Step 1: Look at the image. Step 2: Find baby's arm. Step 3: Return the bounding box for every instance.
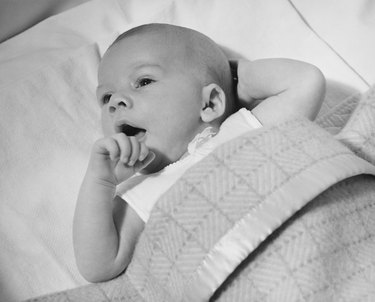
[235,58,326,125]
[73,133,154,282]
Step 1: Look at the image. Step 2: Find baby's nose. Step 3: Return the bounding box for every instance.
[108,96,132,113]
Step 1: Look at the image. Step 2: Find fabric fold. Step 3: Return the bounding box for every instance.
[185,152,375,301]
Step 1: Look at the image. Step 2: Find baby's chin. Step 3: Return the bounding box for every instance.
[139,151,172,175]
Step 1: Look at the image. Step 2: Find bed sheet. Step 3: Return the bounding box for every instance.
[291,0,375,87]
[0,0,374,301]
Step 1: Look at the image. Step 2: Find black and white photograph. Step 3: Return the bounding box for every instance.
[1,0,374,301]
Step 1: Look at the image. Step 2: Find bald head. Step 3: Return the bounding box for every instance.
[110,23,235,120]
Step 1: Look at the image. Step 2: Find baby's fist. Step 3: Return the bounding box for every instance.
[89,133,154,185]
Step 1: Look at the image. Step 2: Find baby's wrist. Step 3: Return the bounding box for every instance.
[84,168,117,190]
[88,176,117,189]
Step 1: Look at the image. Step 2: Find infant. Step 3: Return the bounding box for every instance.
[73,23,325,282]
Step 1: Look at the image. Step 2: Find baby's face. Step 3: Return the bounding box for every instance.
[97,33,205,172]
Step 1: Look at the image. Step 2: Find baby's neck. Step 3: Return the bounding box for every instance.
[142,124,220,174]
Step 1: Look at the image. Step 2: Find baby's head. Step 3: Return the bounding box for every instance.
[97,23,235,172]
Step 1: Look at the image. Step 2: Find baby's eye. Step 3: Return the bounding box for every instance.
[134,78,155,88]
[102,94,112,105]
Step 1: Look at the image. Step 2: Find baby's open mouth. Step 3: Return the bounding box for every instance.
[118,124,146,137]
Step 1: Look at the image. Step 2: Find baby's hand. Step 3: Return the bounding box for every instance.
[88,133,155,186]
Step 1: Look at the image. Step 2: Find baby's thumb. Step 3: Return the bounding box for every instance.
[134,151,155,172]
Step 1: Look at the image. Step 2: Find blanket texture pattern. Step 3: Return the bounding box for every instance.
[28,87,375,302]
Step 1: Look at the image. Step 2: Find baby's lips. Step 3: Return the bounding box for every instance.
[136,131,146,142]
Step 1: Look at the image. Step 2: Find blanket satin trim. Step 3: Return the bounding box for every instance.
[185,151,375,301]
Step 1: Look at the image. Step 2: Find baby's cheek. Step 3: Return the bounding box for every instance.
[101,110,114,136]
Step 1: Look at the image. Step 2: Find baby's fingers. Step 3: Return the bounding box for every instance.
[114,134,144,166]
[94,137,121,161]
[127,136,140,166]
[139,141,149,162]
[113,133,132,163]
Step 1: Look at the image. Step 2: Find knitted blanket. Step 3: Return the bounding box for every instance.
[28,87,375,302]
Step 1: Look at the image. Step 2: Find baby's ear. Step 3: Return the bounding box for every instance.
[201,83,226,123]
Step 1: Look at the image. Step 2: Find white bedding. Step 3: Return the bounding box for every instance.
[0,0,374,301]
